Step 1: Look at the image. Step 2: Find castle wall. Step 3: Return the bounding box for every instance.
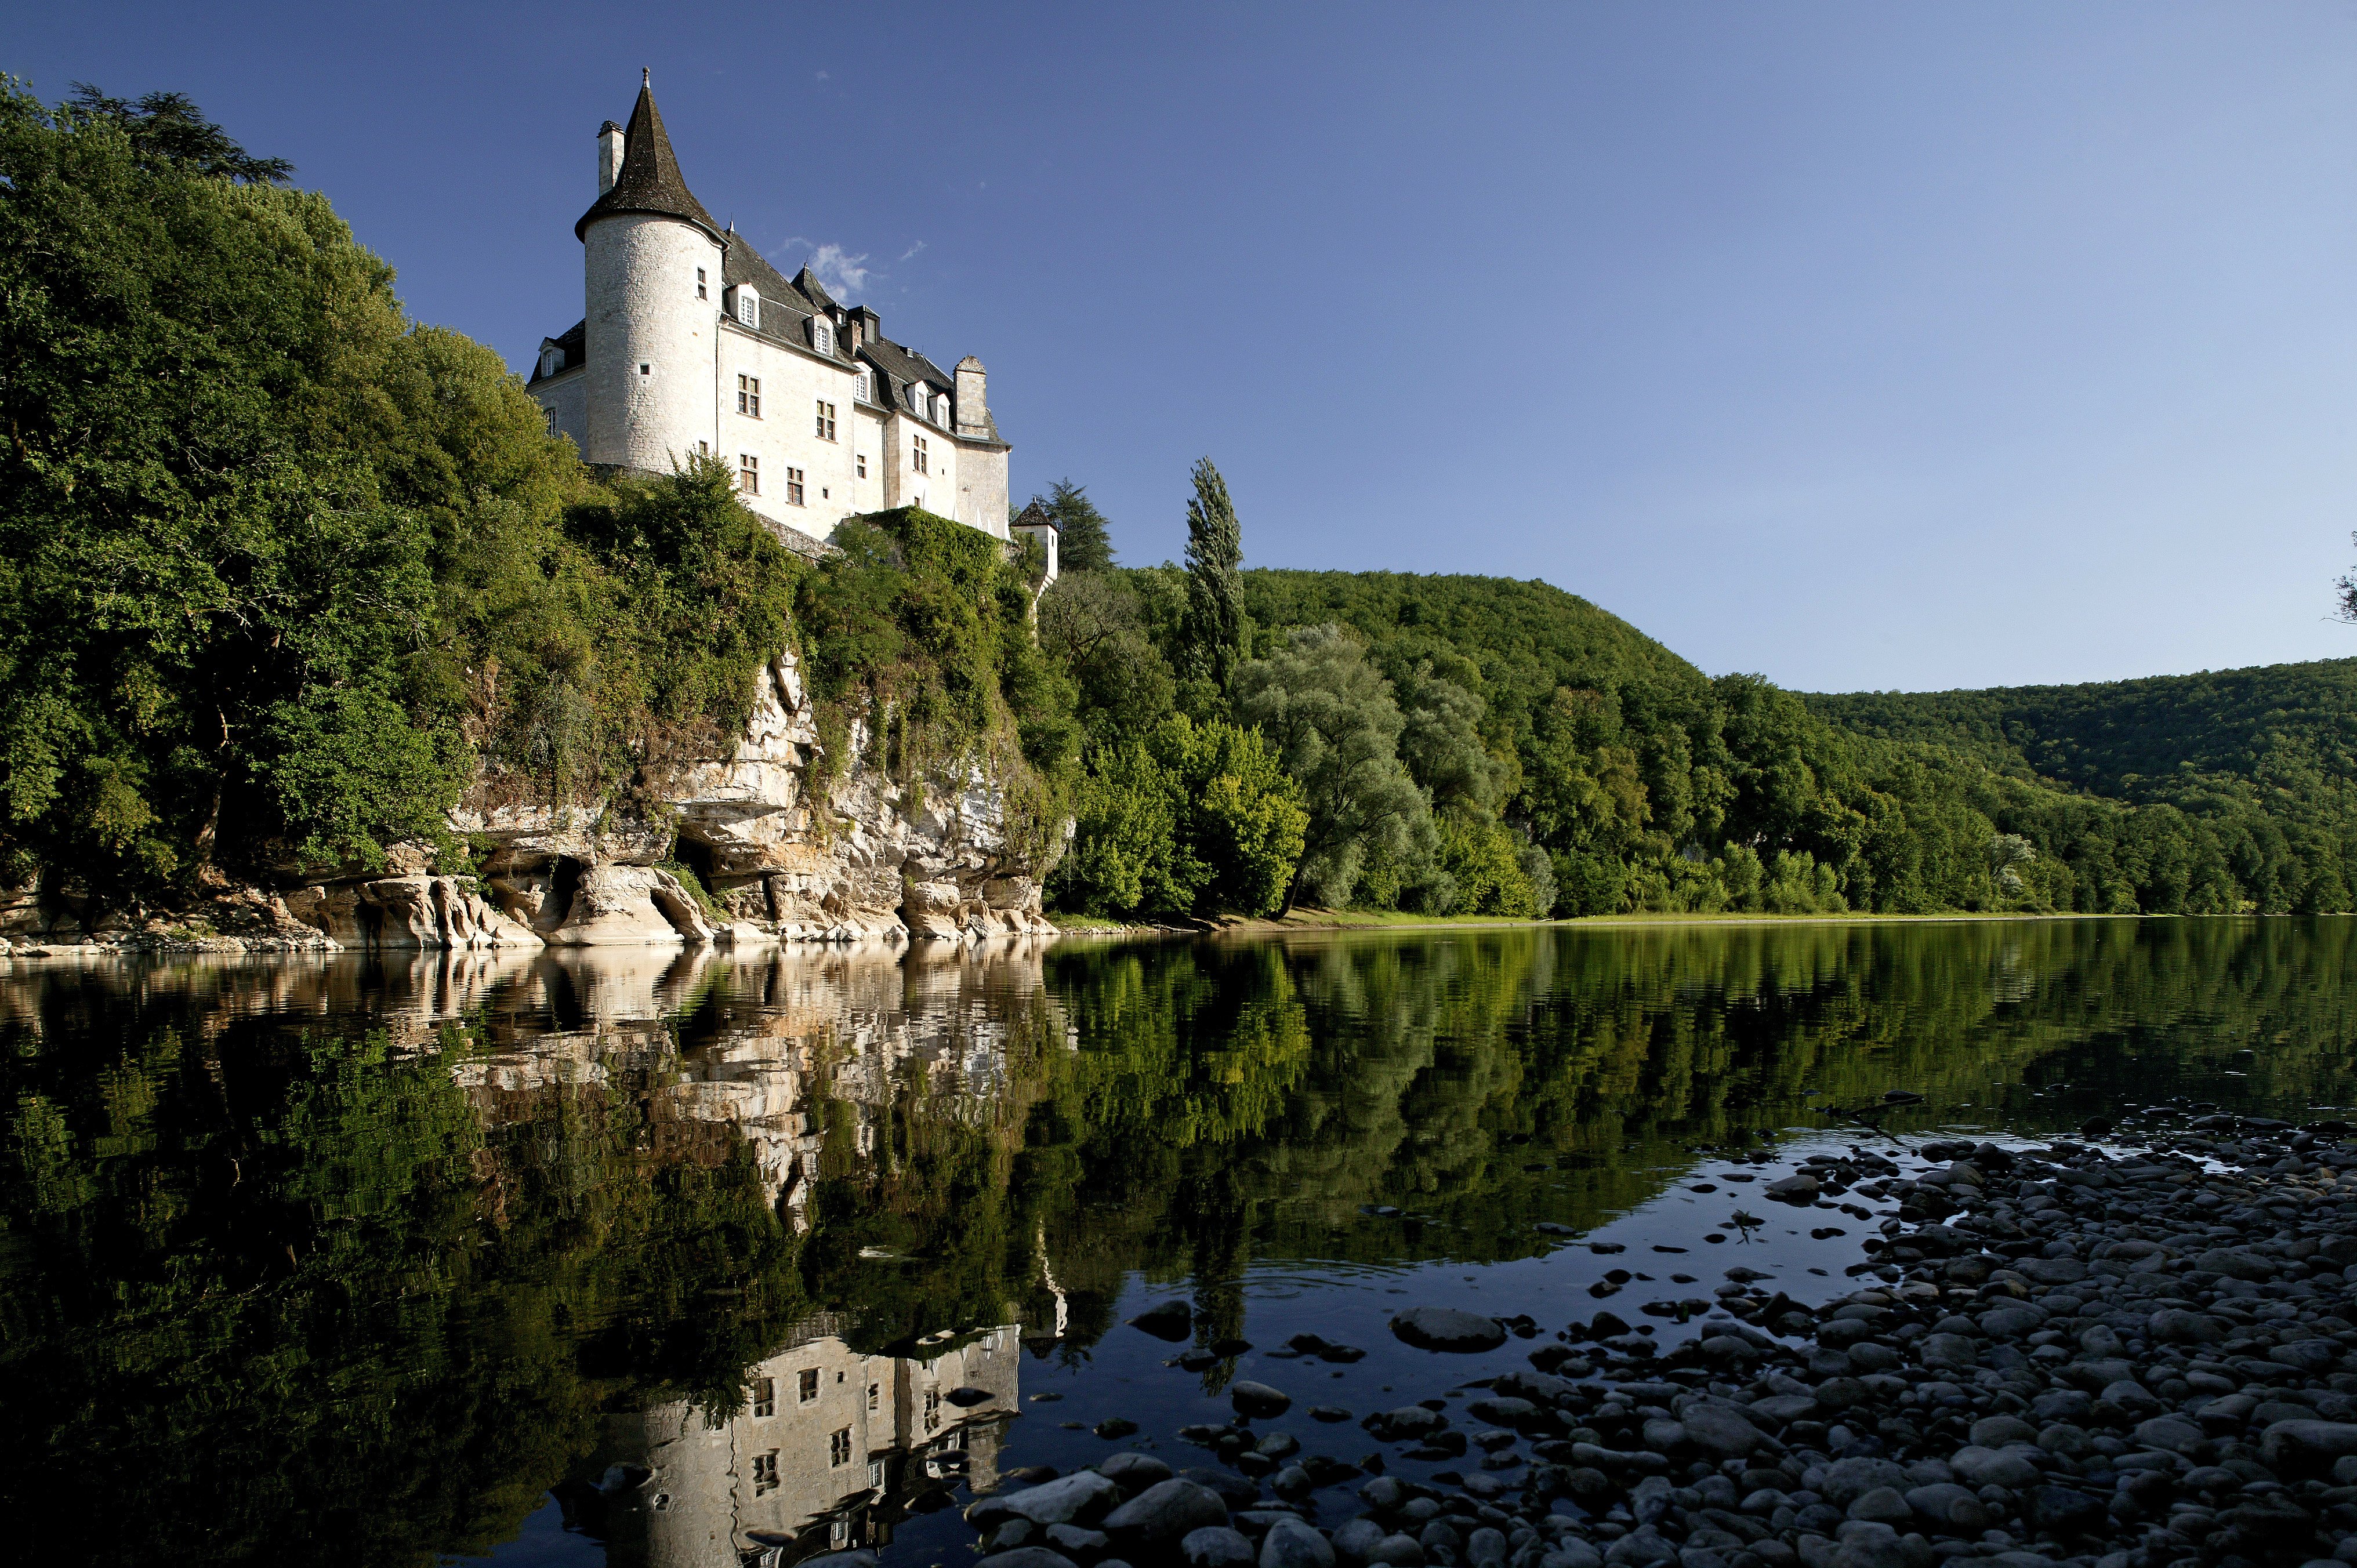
[538,366,589,452]
[585,213,725,471]
[717,322,868,542]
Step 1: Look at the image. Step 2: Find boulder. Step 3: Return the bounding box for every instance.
[1231,1381,1292,1419]
[1184,1528,1258,1568]
[2147,1309,2227,1345]
[2260,1419,2357,1475]
[1817,1458,1910,1507]
[1261,1516,1337,1568]
[999,1471,1125,1526]
[1130,1300,1194,1341]
[1104,1481,1232,1551]
[1948,1446,2041,1490]
[1678,1402,1774,1460]
[1390,1306,1507,1352]
[1100,1454,1176,1494]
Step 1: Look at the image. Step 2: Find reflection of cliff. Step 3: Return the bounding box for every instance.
[584,1323,1020,1568]
[443,939,1065,1231]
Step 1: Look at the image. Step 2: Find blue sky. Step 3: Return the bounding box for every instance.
[14,2,2357,693]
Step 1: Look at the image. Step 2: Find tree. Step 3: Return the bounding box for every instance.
[1177,458,1249,696]
[1029,478,1117,574]
[0,80,461,885]
[1056,716,1304,918]
[1234,625,1434,912]
[1037,571,1176,744]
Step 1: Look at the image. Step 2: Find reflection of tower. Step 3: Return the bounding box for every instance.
[597,1322,1022,1567]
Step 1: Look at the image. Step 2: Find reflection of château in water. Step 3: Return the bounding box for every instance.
[437,940,1052,1563]
[581,1319,1020,1567]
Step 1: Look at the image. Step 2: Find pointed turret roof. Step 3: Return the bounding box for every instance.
[575,72,723,242]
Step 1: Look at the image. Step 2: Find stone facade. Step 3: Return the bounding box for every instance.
[530,77,1013,546]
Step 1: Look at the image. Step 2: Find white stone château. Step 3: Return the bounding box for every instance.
[529,74,1017,551]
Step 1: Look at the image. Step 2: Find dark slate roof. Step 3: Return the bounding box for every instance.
[528,320,586,385]
[721,234,850,363]
[861,336,952,397]
[575,76,722,242]
[793,265,840,314]
[1012,500,1058,532]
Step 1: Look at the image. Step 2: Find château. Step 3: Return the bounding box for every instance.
[528,74,1017,551]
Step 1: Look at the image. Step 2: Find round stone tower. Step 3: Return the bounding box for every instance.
[576,73,724,474]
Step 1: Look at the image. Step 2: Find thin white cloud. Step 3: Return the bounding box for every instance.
[815,70,830,81]
[807,242,873,299]
[898,239,927,263]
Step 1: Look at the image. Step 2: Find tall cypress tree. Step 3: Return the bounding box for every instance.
[1180,458,1248,692]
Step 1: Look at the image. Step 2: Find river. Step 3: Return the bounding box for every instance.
[1,918,2349,1567]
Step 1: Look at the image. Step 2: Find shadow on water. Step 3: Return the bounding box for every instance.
[0,918,2352,1565]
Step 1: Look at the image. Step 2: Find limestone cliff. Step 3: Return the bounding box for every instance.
[0,648,1060,956]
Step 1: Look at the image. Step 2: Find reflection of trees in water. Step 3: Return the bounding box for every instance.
[5,919,2357,1564]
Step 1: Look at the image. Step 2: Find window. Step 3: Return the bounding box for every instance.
[697,440,709,456]
[830,1427,853,1467]
[815,401,836,441]
[637,362,651,377]
[912,435,929,474]
[785,467,805,506]
[867,1382,879,1411]
[868,1459,885,1489]
[854,369,871,402]
[814,321,833,354]
[856,453,868,479]
[753,1377,776,1418]
[797,1367,819,1403]
[738,454,759,495]
[538,344,565,378]
[753,1452,779,1495]
[735,286,760,328]
[697,267,708,300]
[738,375,761,418]
[923,1387,941,1432]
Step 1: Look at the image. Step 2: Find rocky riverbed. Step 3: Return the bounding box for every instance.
[924,1117,2357,1568]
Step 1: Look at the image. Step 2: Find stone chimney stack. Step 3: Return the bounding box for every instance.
[955,356,988,434]
[597,120,626,194]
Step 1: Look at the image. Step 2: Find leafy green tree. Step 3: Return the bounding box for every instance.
[1234,625,1434,911]
[1058,716,1304,917]
[1176,458,1249,699]
[1037,570,1176,744]
[0,81,474,884]
[1171,716,1308,915]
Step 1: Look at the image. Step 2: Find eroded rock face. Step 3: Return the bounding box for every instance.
[13,649,1062,953]
[282,876,543,951]
[454,649,1058,947]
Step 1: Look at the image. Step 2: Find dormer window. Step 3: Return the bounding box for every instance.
[733,285,760,328]
[813,320,833,354]
[854,369,871,402]
[537,344,565,378]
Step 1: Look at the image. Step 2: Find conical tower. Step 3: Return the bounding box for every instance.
[578,72,724,473]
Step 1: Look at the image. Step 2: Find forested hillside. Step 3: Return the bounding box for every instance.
[1038,472,2357,919]
[1805,661,2357,800]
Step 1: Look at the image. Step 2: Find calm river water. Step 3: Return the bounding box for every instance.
[2,918,2352,1567]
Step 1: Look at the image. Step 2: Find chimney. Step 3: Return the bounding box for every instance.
[955,356,987,433]
[597,120,626,194]
[844,314,863,353]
